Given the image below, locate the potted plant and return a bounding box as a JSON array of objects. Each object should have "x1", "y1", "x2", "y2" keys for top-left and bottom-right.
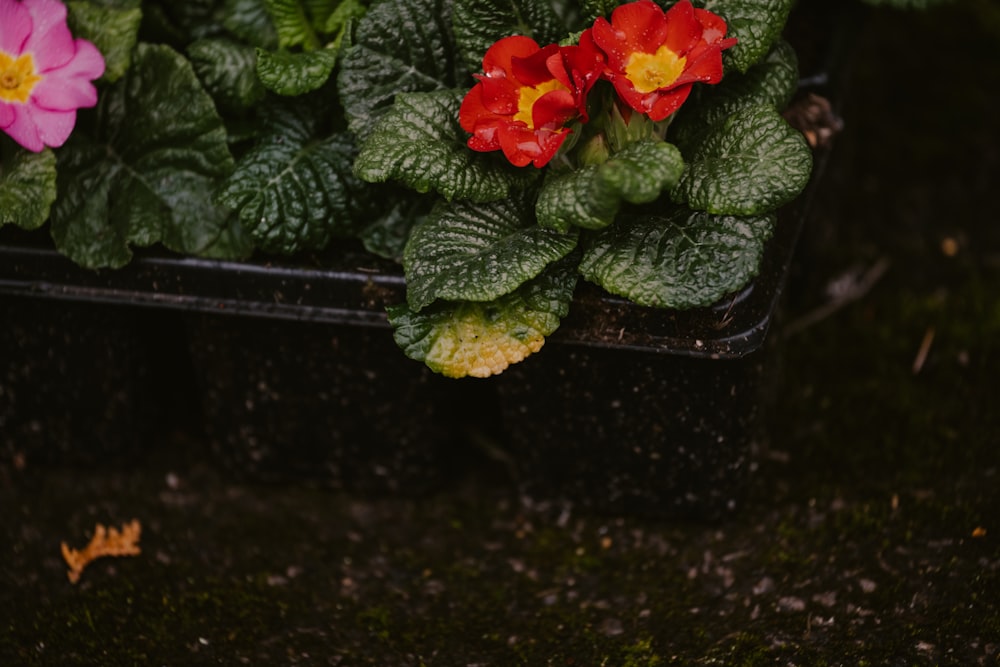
[{"x1": 1, "y1": 0, "x2": 840, "y2": 515}]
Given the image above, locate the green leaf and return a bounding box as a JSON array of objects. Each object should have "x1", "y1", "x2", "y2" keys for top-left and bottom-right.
[
  {"x1": 188, "y1": 38, "x2": 267, "y2": 110},
  {"x1": 673, "y1": 104, "x2": 812, "y2": 216},
  {"x1": 403, "y1": 195, "x2": 578, "y2": 311},
  {"x1": 264, "y1": 0, "x2": 321, "y2": 50},
  {"x1": 0, "y1": 142, "x2": 57, "y2": 231},
  {"x1": 389, "y1": 258, "x2": 577, "y2": 378},
  {"x1": 536, "y1": 139, "x2": 685, "y2": 232},
  {"x1": 321, "y1": 0, "x2": 367, "y2": 34},
  {"x1": 66, "y1": 1, "x2": 143, "y2": 82},
  {"x1": 357, "y1": 188, "x2": 431, "y2": 260},
  {"x1": 670, "y1": 39, "x2": 799, "y2": 151},
  {"x1": 579, "y1": 208, "x2": 774, "y2": 309},
  {"x1": 222, "y1": 0, "x2": 279, "y2": 49},
  {"x1": 303, "y1": 0, "x2": 340, "y2": 29},
  {"x1": 704, "y1": 0, "x2": 794, "y2": 73},
  {"x1": 354, "y1": 90, "x2": 535, "y2": 202},
  {"x1": 452, "y1": 0, "x2": 566, "y2": 74},
  {"x1": 581, "y1": 0, "x2": 619, "y2": 22},
  {"x1": 215, "y1": 97, "x2": 364, "y2": 254},
  {"x1": 141, "y1": 0, "x2": 222, "y2": 45},
  {"x1": 197, "y1": 213, "x2": 257, "y2": 259},
  {"x1": 338, "y1": 0, "x2": 457, "y2": 140},
  {"x1": 256, "y1": 47, "x2": 339, "y2": 95},
  {"x1": 49, "y1": 43, "x2": 235, "y2": 269}
]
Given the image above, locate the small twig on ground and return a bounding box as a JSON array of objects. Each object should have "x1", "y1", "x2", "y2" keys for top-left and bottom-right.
[
  {"x1": 912, "y1": 327, "x2": 936, "y2": 375},
  {"x1": 783, "y1": 257, "x2": 892, "y2": 337}
]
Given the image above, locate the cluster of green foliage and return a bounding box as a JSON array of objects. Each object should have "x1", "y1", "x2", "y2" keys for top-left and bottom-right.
[{"x1": 1, "y1": 0, "x2": 816, "y2": 377}]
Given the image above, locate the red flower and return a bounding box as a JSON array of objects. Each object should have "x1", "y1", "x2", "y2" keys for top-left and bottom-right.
[
  {"x1": 459, "y1": 33, "x2": 604, "y2": 168},
  {"x1": 592, "y1": 0, "x2": 737, "y2": 122}
]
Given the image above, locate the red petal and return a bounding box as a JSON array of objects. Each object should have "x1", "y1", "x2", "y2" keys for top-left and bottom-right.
[
  {"x1": 675, "y1": 39, "x2": 730, "y2": 86},
  {"x1": 565, "y1": 29, "x2": 606, "y2": 104},
  {"x1": 662, "y1": 0, "x2": 702, "y2": 56},
  {"x1": 591, "y1": 16, "x2": 629, "y2": 70},
  {"x1": 497, "y1": 124, "x2": 541, "y2": 167},
  {"x1": 477, "y1": 76, "x2": 520, "y2": 115},
  {"x1": 646, "y1": 84, "x2": 692, "y2": 121},
  {"x1": 510, "y1": 43, "x2": 562, "y2": 87},
  {"x1": 482, "y1": 35, "x2": 540, "y2": 78},
  {"x1": 459, "y1": 84, "x2": 490, "y2": 132},
  {"x1": 609, "y1": 0, "x2": 669, "y2": 55},
  {"x1": 693, "y1": 8, "x2": 729, "y2": 44},
  {"x1": 606, "y1": 72, "x2": 648, "y2": 116},
  {"x1": 532, "y1": 89, "x2": 576, "y2": 130}
]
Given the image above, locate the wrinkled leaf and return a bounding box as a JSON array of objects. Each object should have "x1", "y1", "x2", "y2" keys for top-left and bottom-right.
[
  {"x1": 0, "y1": 142, "x2": 57, "y2": 231},
  {"x1": 142, "y1": 0, "x2": 221, "y2": 45},
  {"x1": 264, "y1": 0, "x2": 321, "y2": 49},
  {"x1": 403, "y1": 195, "x2": 578, "y2": 311},
  {"x1": 354, "y1": 90, "x2": 535, "y2": 202},
  {"x1": 579, "y1": 208, "x2": 774, "y2": 309},
  {"x1": 536, "y1": 139, "x2": 684, "y2": 231},
  {"x1": 705, "y1": 0, "x2": 794, "y2": 73},
  {"x1": 452, "y1": 0, "x2": 567, "y2": 74},
  {"x1": 338, "y1": 0, "x2": 457, "y2": 140},
  {"x1": 222, "y1": 0, "x2": 279, "y2": 49},
  {"x1": 66, "y1": 1, "x2": 142, "y2": 82},
  {"x1": 357, "y1": 187, "x2": 431, "y2": 259},
  {"x1": 188, "y1": 38, "x2": 266, "y2": 109},
  {"x1": 196, "y1": 213, "x2": 256, "y2": 259},
  {"x1": 389, "y1": 258, "x2": 577, "y2": 378},
  {"x1": 49, "y1": 43, "x2": 235, "y2": 269},
  {"x1": 670, "y1": 39, "x2": 799, "y2": 151},
  {"x1": 580, "y1": 0, "x2": 619, "y2": 22},
  {"x1": 216, "y1": 97, "x2": 364, "y2": 254},
  {"x1": 673, "y1": 104, "x2": 812, "y2": 215},
  {"x1": 256, "y1": 47, "x2": 339, "y2": 95},
  {"x1": 322, "y1": 0, "x2": 367, "y2": 33},
  {"x1": 303, "y1": 0, "x2": 340, "y2": 28}
]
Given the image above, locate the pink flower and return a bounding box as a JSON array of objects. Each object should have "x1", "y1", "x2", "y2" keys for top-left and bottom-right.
[{"x1": 0, "y1": 0, "x2": 104, "y2": 152}]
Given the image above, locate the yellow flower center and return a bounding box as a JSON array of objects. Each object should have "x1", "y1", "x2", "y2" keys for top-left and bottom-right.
[
  {"x1": 0, "y1": 51, "x2": 42, "y2": 104},
  {"x1": 625, "y1": 45, "x2": 687, "y2": 94},
  {"x1": 514, "y1": 79, "x2": 569, "y2": 128}
]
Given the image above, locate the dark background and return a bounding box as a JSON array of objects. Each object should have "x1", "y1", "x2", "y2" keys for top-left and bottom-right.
[{"x1": 2, "y1": 0, "x2": 998, "y2": 663}]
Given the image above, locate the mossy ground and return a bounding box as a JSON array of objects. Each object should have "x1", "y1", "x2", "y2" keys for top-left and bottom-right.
[{"x1": 2, "y1": 1, "x2": 999, "y2": 664}]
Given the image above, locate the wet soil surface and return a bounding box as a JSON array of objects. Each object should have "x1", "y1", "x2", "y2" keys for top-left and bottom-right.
[{"x1": 3, "y1": 2, "x2": 999, "y2": 665}]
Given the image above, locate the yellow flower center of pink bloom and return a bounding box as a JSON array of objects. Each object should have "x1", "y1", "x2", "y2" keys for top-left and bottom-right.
[
  {"x1": 514, "y1": 79, "x2": 569, "y2": 128},
  {"x1": 625, "y1": 45, "x2": 687, "y2": 94},
  {"x1": 0, "y1": 51, "x2": 42, "y2": 104}
]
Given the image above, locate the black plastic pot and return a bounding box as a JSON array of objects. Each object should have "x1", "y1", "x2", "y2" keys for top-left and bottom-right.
[
  {"x1": 0, "y1": 295, "x2": 151, "y2": 467},
  {"x1": 0, "y1": 2, "x2": 849, "y2": 514},
  {"x1": 494, "y1": 193, "x2": 810, "y2": 517},
  {"x1": 0, "y1": 235, "x2": 464, "y2": 494},
  {"x1": 0, "y1": 144, "x2": 819, "y2": 515}
]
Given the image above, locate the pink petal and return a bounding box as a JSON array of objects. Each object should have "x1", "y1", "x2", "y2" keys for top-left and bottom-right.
[
  {"x1": 28, "y1": 101, "x2": 76, "y2": 148},
  {"x1": 0, "y1": 101, "x2": 14, "y2": 128},
  {"x1": 23, "y1": 0, "x2": 76, "y2": 71},
  {"x1": 1, "y1": 105, "x2": 44, "y2": 152},
  {"x1": 30, "y1": 40, "x2": 104, "y2": 110},
  {"x1": 0, "y1": 0, "x2": 32, "y2": 55}
]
